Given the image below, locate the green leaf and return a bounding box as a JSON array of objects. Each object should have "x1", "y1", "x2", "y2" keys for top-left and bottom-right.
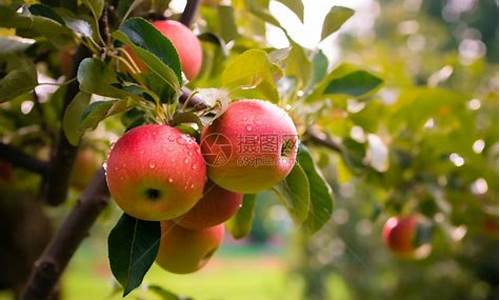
[
  {"x1": 321, "y1": 6, "x2": 354, "y2": 40},
  {"x1": 54, "y1": 7, "x2": 96, "y2": 39},
  {"x1": 285, "y1": 43, "x2": 311, "y2": 87},
  {"x1": 296, "y1": 144, "x2": 334, "y2": 234},
  {"x1": 307, "y1": 64, "x2": 384, "y2": 102},
  {"x1": 226, "y1": 194, "x2": 257, "y2": 239},
  {"x1": 28, "y1": 4, "x2": 65, "y2": 25},
  {"x1": 80, "y1": 100, "x2": 128, "y2": 132},
  {"x1": 0, "y1": 56, "x2": 37, "y2": 102},
  {"x1": 171, "y1": 111, "x2": 203, "y2": 128},
  {"x1": 217, "y1": 5, "x2": 239, "y2": 41},
  {"x1": 308, "y1": 50, "x2": 328, "y2": 89},
  {"x1": 198, "y1": 32, "x2": 228, "y2": 56},
  {"x1": 0, "y1": 6, "x2": 74, "y2": 47},
  {"x1": 62, "y1": 92, "x2": 91, "y2": 146},
  {"x1": 108, "y1": 214, "x2": 161, "y2": 297},
  {"x1": 274, "y1": 163, "x2": 311, "y2": 224},
  {"x1": 342, "y1": 138, "x2": 366, "y2": 172},
  {"x1": 324, "y1": 70, "x2": 383, "y2": 97},
  {"x1": 116, "y1": 0, "x2": 142, "y2": 20},
  {"x1": 118, "y1": 18, "x2": 182, "y2": 83},
  {"x1": 222, "y1": 49, "x2": 280, "y2": 102},
  {"x1": 77, "y1": 58, "x2": 131, "y2": 98},
  {"x1": 248, "y1": 4, "x2": 281, "y2": 29},
  {"x1": 0, "y1": 37, "x2": 35, "y2": 55},
  {"x1": 82, "y1": 0, "x2": 104, "y2": 19},
  {"x1": 275, "y1": 0, "x2": 304, "y2": 22}
]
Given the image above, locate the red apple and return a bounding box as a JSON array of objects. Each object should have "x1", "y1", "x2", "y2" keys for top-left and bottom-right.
[
  {"x1": 70, "y1": 147, "x2": 101, "y2": 190},
  {"x1": 201, "y1": 99, "x2": 298, "y2": 193},
  {"x1": 156, "y1": 221, "x2": 224, "y2": 274},
  {"x1": 175, "y1": 180, "x2": 243, "y2": 230},
  {"x1": 106, "y1": 124, "x2": 206, "y2": 221},
  {"x1": 382, "y1": 215, "x2": 432, "y2": 259},
  {"x1": 124, "y1": 21, "x2": 202, "y2": 80},
  {"x1": 153, "y1": 20, "x2": 202, "y2": 80}
]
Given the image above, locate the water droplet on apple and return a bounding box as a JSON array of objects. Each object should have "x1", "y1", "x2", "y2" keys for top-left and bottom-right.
[
  {"x1": 246, "y1": 125, "x2": 253, "y2": 131},
  {"x1": 168, "y1": 177, "x2": 174, "y2": 183},
  {"x1": 184, "y1": 158, "x2": 189, "y2": 164},
  {"x1": 102, "y1": 162, "x2": 107, "y2": 171},
  {"x1": 149, "y1": 161, "x2": 156, "y2": 168},
  {"x1": 190, "y1": 183, "x2": 195, "y2": 189},
  {"x1": 192, "y1": 165, "x2": 197, "y2": 170}
]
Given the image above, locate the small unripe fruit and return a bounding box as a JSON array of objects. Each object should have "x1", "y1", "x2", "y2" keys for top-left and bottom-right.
[
  {"x1": 106, "y1": 124, "x2": 206, "y2": 221},
  {"x1": 156, "y1": 221, "x2": 224, "y2": 274},
  {"x1": 70, "y1": 148, "x2": 101, "y2": 190},
  {"x1": 382, "y1": 215, "x2": 432, "y2": 259},
  {"x1": 175, "y1": 181, "x2": 243, "y2": 230},
  {"x1": 153, "y1": 20, "x2": 202, "y2": 80},
  {"x1": 201, "y1": 100, "x2": 298, "y2": 193}
]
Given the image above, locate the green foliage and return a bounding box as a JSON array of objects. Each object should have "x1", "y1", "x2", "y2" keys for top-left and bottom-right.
[
  {"x1": 117, "y1": 18, "x2": 182, "y2": 84},
  {"x1": 77, "y1": 58, "x2": 130, "y2": 98},
  {"x1": 274, "y1": 162, "x2": 310, "y2": 224},
  {"x1": 227, "y1": 194, "x2": 257, "y2": 239},
  {"x1": 0, "y1": 55, "x2": 37, "y2": 102},
  {"x1": 222, "y1": 49, "x2": 280, "y2": 102},
  {"x1": 63, "y1": 91, "x2": 91, "y2": 145},
  {"x1": 275, "y1": 0, "x2": 304, "y2": 22},
  {"x1": 296, "y1": 144, "x2": 334, "y2": 235},
  {"x1": 321, "y1": 6, "x2": 354, "y2": 40},
  {"x1": 108, "y1": 214, "x2": 160, "y2": 296}
]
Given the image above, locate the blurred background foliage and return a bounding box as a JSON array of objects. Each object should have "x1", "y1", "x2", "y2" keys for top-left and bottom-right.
[{"x1": 0, "y1": 0, "x2": 497, "y2": 299}]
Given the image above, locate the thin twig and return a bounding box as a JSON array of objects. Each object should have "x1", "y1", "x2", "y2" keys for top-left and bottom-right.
[{"x1": 304, "y1": 127, "x2": 343, "y2": 153}]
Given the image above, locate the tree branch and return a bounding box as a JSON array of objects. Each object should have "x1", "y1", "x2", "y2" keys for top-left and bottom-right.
[
  {"x1": 21, "y1": 168, "x2": 109, "y2": 300},
  {"x1": 180, "y1": 88, "x2": 208, "y2": 109},
  {"x1": 304, "y1": 127, "x2": 343, "y2": 153},
  {"x1": 42, "y1": 45, "x2": 91, "y2": 206},
  {"x1": 179, "y1": 0, "x2": 201, "y2": 27},
  {"x1": 0, "y1": 143, "x2": 48, "y2": 174}
]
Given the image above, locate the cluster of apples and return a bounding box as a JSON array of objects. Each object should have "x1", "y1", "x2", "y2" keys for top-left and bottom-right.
[
  {"x1": 106, "y1": 99, "x2": 298, "y2": 273},
  {"x1": 107, "y1": 22, "x2": 299, "y2": 271}
]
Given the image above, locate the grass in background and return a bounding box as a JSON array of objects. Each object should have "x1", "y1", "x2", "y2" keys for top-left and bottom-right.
[{"x1": 58, "y1": 241, "x2": 303, "y2": 300}]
